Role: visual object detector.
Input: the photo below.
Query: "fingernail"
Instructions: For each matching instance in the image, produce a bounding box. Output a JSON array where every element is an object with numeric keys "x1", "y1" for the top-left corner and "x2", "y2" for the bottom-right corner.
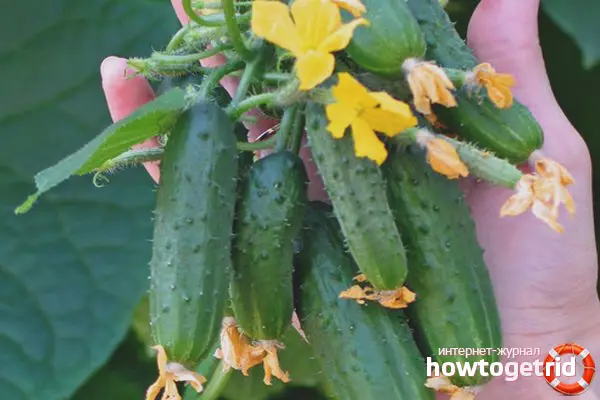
[{"x1": 100, "y1": 56, "x2": 126, "y2": 82}]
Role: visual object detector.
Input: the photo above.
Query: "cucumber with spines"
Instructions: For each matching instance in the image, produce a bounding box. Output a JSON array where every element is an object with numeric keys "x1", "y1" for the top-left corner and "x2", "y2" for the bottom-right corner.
[
  {"x1": 383, "y1": 144, "x2": 502, "y2": 387},
  {"x1": 296, "y1": 202, "x2": 434, "y2": 400},
  {"x1": 305, "y1": 101, "x2": 407, "y2": 291},
  {"x1": 149, "y1": 101, "x2": 238, "y2": 364},
  {"x1": 406, "y1": 0, "x2": 543, "y2": 163},
  {"x1": 230, "y1": 151, "x2": 308, "y2": 340}
]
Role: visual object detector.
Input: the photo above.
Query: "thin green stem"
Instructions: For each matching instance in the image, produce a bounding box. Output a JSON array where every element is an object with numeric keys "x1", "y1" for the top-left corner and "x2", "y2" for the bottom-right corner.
[
  {"x1": 275, "y1": 106, "x2": 298, "y2": 152},
  {"x1": 166, "y1": 25, "x2": 190, "y2": 52},
  {"x1": 183, "y1": 0, "x2": 225, "y2": 26},
  {"x1": 288, "y1": 105, "x2": 305, "y2": 154},
  {"x1": 199, "y1": 363, "x2": 232, "y2": 400},
  {"x1": 227, "y1": 93, "x2": 277, "y2": 120},
  {"x1": 152, "y1": 43, "x2": 234, "y2": 64},
  {"x1": 223, "y1": 0, "x2": 252, "y2": 61},
  {"x1": 236, "y1": 135, "x2": 278, "y2": 151},
  {"x1": 198, "y1": 59, "x2": 245, "y2": 98},
  {"x1": 263, "y1": 72, "x2": 293, "y2": 83},
  {"x1": 230, "y1": 57, "x2": 263, "y2": 107}
]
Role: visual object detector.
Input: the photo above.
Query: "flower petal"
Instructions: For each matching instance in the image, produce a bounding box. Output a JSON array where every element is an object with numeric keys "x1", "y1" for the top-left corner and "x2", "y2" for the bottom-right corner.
[
  {"x1": 164, "y1": 378, "x2": 182, "y2": 400},
  {"x1": 258, "y1": 342, "x2": 290, "y2": 385},
  {"x1": 376, "y1": 287, "x2": 416, "y2": 309},
  {"x1": 351, "y1": 118, "x2": 388, "y2": 165},
  {"x1": 425, "y1": 138, "x2": 468, "y2": 179},
  {"x1": 296, "y1": 51, "x2": 335, "y2": 90},
  {"x1": 332, "y1": 72, "x2": 373, "y2": 108},
  {"x1": 532, "y1": 200, "x2": 564, "y2": 233},
  {"x1": 331, "y1": 0, "x2": 366, "y2": 17},
  {"x1": 292, "y1": 0, "x2": 341, "y2": 50},
  {"x1": 318, "y1": 18, "x2": 369, "y2": 53},
  {"x1": 145, "y1": 377, "x2": 165, "y2": 400},
  {"x1": 252, "y1": 1, "x2": 303, "y2": 55},
  {"x1": 326, "y1": 102, "x2": 357, "y2": 138},
  {"x1": 360, "y1": 107, "x2": 417, "y2": 136},
  {"x1": 500, "y1": 175, "x2": 535, "y2": 217}
]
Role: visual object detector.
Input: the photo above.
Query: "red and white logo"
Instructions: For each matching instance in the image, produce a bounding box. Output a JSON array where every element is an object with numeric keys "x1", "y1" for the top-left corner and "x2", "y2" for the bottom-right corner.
[{"x1": 544, "y1": 343, "x2": 595, "y2": 395}]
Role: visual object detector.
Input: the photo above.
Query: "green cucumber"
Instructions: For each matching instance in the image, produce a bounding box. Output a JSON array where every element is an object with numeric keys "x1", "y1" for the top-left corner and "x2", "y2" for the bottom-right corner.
[
  {"x1": 305, "y1": 101, "x2": 407, "y2": 291},
  {"x1": 345, "y1": 0, "x2": 425, "y2": 76},
  {"x1": 296, "y1": 202, "x2": 434, "y2": 400},
  {"x1": 383, "y1": 144, "x2": 502, "y2": 387},
  {"x1": 406, "y1": 0, "x2": 543, "y2": 163},
  {"x1": 149, "y1": 101, "x2": 238, "y2": 364},
  {"x1": 230, "y1": 151, "x2": 308, "y2": 340}
]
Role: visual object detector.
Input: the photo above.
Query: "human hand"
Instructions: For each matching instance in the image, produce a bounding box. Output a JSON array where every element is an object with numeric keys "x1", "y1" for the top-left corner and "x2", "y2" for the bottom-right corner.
[{"x1": 464, "y1": 0, "x2": 599, "y2": 398}]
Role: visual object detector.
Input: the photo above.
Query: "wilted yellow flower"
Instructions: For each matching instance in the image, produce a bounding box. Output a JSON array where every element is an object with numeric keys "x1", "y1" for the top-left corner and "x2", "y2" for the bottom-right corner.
[
  {"x1": 425, "y1": 376, "x2": 478, "y2": 399},
  {"x1": 146, "y1": 345, "x2": 206, "y2": 400},
  {"x1": 214, "y1": 318, "x2": 290, "y2": 385},
  {"x1": 330, "y1": 0, "x2": 366, "y2": 16},
  {"x1": 403, "y1": 59, "x2": 457, "y2": 115},
  {"x1": 251, "y1": 0, "x2": 368, "y2": 90},
  {"x1": 415, "y1": 130, "x2": 469, "y2": 179},
  {"x1": 468, "y1": 63, "x2": 515, "y2": 108},
  {"x1": 500, "y1": 157, "x2": 575, "y2": 233},
  {"x1": 326, "y1": 72, "x2": 418, "y2": 165},
  {"x1": 339, "y1": 274, "x2": 416, "y2": 309}
]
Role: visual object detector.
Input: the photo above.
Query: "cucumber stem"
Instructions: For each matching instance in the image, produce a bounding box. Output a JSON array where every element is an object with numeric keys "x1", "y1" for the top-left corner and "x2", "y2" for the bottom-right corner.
[
  {"x1": 236, "y1": 135, "x2": 278, "y2": 151},
  {"x1": 226, "y1": 92, "x2": 277, "y2": 120},
  {"x1": 263, "y1": 72, "x2": 293, "y2": 83},
  {"x1": 183, "y1": 0, "x2": 226, "y2": 26},
  {"x1": 223, "y1": 0, "x2": 253, "y2": 61},
  {"x1": 288, "y1": 105, "x2": 305, "y2": 154},
  {"x1": 152, "y1": 43, "x2": 234, "y2": 64},
  {"x1": 197, "y1": 59, "x2": 245, "y2": 98},
  {"x1": 230, "y1": 55, "x2": 264, "y2": 107},
  {"x1": 199, "y1": 363, "x2": 232, "y2": 400},
  {"x1": 92, "y1": 147, "x2": 165, "y2": 187},
  {"x1": 165, "y1": 25, "x2": 190, "y2": 53},
  {"x1": 275, "y1": 106, "x2": 298, "y2": 152},
  {"x1": 444, "y1": 68, "x2": 467, "y2": 87}
]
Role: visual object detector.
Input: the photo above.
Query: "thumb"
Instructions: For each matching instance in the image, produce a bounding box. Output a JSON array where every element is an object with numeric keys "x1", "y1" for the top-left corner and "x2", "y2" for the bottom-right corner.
[{"x1": 467, "y1": 0, "x2": 588, "y2": 165}]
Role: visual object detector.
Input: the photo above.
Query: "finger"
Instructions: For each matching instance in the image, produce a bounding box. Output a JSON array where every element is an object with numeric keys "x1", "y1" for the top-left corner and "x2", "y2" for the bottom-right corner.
[
  {"x1": 467, "y1": 0, "x2": 589, "y2": 165},
  {"x1": 101, "y1": 56, "x2": 161, "y2": 183}
]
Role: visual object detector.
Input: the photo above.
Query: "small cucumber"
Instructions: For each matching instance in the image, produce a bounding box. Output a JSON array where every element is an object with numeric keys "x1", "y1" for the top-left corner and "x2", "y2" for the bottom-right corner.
[
  {"x1": 345, "y1": 0, "x2": 426, "y2": 76},
  {"x1": 406, "y1": 0, "x2": 543, "y2": 163},
  {"x1": 296, "y1": 202, "x2": 434, "y2": 400},
  {"x1": 305, "y1": 102, "x2": 407, "y2": 291},
  {"x1": 149, "y1": 102, "x2": 238, "y2": 364},
  {"x1": 230, "y1": 151, "x2": 308, "y2": 340},
  {"x1": 383, "y1": 144, "x2": 502, "y2": 387}
]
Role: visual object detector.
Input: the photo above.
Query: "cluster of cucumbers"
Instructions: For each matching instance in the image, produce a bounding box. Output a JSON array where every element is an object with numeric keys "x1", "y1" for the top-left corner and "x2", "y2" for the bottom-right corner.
[{"x1": 133, "y1": 0, "x2": 544, "y2": 398}]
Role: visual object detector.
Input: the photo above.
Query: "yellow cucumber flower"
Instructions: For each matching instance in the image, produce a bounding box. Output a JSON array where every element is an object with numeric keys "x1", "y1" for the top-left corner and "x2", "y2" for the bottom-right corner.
[
  {"x1": 146, "y1": 345, "x2": 206, "y2": 400},
  {"x1": 339, "y1": 274, "x2": 417, "y2": 309},
  {"x1": 415, "y1": 130, "x2": 469, "y2": 179},
  {"x1": 425, "y1": 376, "x2": 479, "y2": 399},
  {"x1": 467, "y1": 62, "x2": 515, "y2": 109},
  {"x1": 500, "y1": 156, "x2": 575, "y2": 233},
  {"x1": 403, "y1": 58, "x2": 457, "y2": 115},
  {"x1": 251, "y1": 0, "x2": 368, "y2": 90},
  {"x1": 326, "y1": 72, "x2": 418, "y2": 165}
]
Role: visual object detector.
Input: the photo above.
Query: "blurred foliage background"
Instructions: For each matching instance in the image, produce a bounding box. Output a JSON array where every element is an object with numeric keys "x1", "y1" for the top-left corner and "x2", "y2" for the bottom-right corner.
[{"x1": 0, "y1": 0, "x2": 598, "y2": 399}]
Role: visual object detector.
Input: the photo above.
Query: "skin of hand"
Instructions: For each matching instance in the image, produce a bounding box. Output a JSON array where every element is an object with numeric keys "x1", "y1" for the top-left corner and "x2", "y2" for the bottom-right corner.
[{"x1": 101, "y1": 0, "x2": 599, "y2": 398}]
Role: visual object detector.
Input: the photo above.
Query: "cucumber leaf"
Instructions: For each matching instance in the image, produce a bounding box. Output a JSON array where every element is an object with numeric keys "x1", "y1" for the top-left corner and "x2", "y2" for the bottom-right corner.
[
  {"x1": 542, "y1": 0, "x2": 600, "y2": 69},
  {"x1": 15, "y1": 88, "x2": 186, "y2": 214}
]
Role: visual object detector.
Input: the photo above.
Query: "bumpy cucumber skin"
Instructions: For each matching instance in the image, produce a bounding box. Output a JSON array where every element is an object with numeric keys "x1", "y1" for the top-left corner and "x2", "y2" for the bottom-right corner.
[
  {"x1": 406, "y1": 0, "x2": 543, "y2": 163},
  {"x1": 230, "y1": 151, "x2": 308, "y2": 340},
  {"x1": 296, "y1": 202, "x2": 434, "y2": 400},
  {"x1": 383, "y1": 145, "x2": 502, "y2": 387},
  {"x1": 149, "y1": 102, "x2": 238, "y2": 364},
  {"x1": 345, "y1": 0, "x2": 425, "y2": 77},
  {"x1": 305, "y1": 102, "x2": 407, "y2": 291}
]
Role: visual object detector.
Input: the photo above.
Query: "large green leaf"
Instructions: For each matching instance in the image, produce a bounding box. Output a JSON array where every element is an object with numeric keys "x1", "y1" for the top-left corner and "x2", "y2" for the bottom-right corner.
[
  {"x1": 542, "y1": 0, "x2": 600, "y2": 69},
  {"x1": 0, "y1": 0, "x2": 178, "y2": 398}
]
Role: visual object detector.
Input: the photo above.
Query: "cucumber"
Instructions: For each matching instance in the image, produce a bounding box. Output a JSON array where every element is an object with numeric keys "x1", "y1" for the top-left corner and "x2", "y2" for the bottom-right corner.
[
  {"x1": 345, "y1": 0, "x2": 426, "y2": 76},
  {"x1": 230, "y1": 151, "x2": 308, "y2": 340},
  {"x1": 149, "y1": 101, "x2": 238, "y2": 364},
  {"x1": 383, "y1": 144, "x2": 502, "y2": 387},
  {"x1": 305, "y1": 101, "x2": 407, "y2": 291},
  {"x1": 406, "y1": 0, "x2": 543, "y2": 163},
  {"x1": 296, "y1": 202, "x2": 434, "y2": 400}
]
